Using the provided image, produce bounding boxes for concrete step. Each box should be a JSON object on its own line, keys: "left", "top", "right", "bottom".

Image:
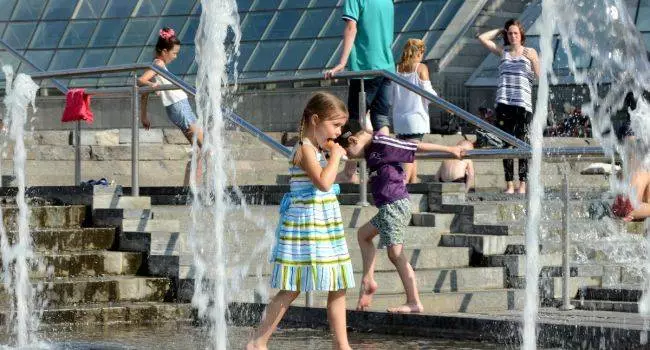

{"left": 483, "top": 253, "right": 564, "bottom": 277}
{"left": 93, "top": 195, "right": 151, "bottom": 210}
{"left": 33, "top": 251, "right": 142, "bottom": 277}
{"left": 25, "top": 302, "right": 193, "bottom": 325}
{"left": 439, "top": 233, "right": 524, "bottom": 255}
{"left": 471, "top": 201, "right": 594, "bottom": 224}
{"left": 233, "top": 289, "right": 524, "bottom": 313}
{"left": 510, "top": 276, "right": 602, "bottom": 301}
{"left": 8, "top": 227, "right": 116, "bottom": 252}
{"left": 349, "top": 247, "right": 470, "bottom": 271}
{"left": 577, "top": 286, "right": 642, "bottom": 302}
{"left": 2, "top": 205, "right": 85, "bottom": 230}
{"left": 120, "top": 219, "right": 180, "bottom": 233}
{"left": 0, "top": 276, "right": 170, "bottom": 306}
{"left": 572, "top": 299, "right": 639, "bottom": 313}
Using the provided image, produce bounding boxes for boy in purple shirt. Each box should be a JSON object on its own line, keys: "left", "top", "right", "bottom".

{"left": 335, "top": 123, "right": 463, "bottom": 313}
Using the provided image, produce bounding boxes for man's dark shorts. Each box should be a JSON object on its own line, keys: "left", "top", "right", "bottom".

{"left": 348, "top": 77, "right": 393, "bottom": 131}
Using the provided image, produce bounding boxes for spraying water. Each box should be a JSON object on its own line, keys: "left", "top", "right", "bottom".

{"left": 527, "top": 0, "right": 650, "bottom": 347}
{"left": 522, "top": 2, "right": 556, "bottom": 348}
{"left": 188, "top": 0, "right": 241, "bottom": 348}
{"left": 0, "top": 66, "right": 40, "bottom": 347}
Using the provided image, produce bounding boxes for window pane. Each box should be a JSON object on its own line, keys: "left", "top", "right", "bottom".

{"left": 273, "top": 40, "right": 313, "bottom": 70}
{"left": 80, "top": 48, "right": 112, "bottom": 68}
{"left": 321, "top": 8, "right": 342, "bottom": 37}
{"left": 60, "top": 21, "right": 96, "bottom": 48}
{"left": 252, "top": 0, "right": 282, "bottom": 11}
{"left": 167, "top": 44, "right": 195, "bottom": 73}
{"left": 109, "top": 47, "right": 144, "bottom": 65}
{"left": 423, "top": 30, "right": 441, "bottom": 54}
{"left": 25, "top": 50, "right": 55, "bottom": 70}
{"left": 294, "top": 9, "right": 331, "bottom": 38}
{"left": 30, "top": 21, "right": 67, "bottom": 49}
{"left": 266, "top": 10, "right": 302, "bottom": 40}
{"left": 406, "top": 1, "right": 445, "bottom": 32}
{"left": 43, "top": 0, "right": 77, "bottom": 20}
{"left": 241, "top": 12, "right": 273, "bottom": 41}
{"left": 103, "top": 1, "right": 136, "bottom": 17}
{"left": 11, "top": 0, "right": 45, "bottom": 20}
{"left": 164, "top": 0, "right": 196, "bottom": 15}
{"left": 3, "top": 23, "right": 37, "bottom": 50}
{"left": 231, "top": 42, "right": 255, "bottom": 73}
{"left": 0, "top": 0, "right": 17, "bottom": 21}
{"left": 120, "top": 18, "right": 158, "bottom": 46}
{"left": 138, "top": 46, "right": 155, "bottom": 63}
{"left": 237, "top": 0, "right": 254, "bottom": 12}
{"left": 0, "top": 23, "right": 6, "bottom": 38}
{"left": 436, "top": 0, "right": 463, "bottom": 29}
{"left": 637, "top": 5, "right": 650, "bottom": 31}
{"left": 70, "top": 78, "right": 99, "bottom": 88}
{"left": 301, "top": 38, "right": 338, "bottom": 69}
{"left": 76, "top": 0, "right": 108, "bottom": 19}
{"left": 394, "top": 2, "right": 418, "bottom": 32}
{"left": 181, "top": 18, "right": 198, "bottom": 43}
{"left": 137, "top": 0, "right": 166, "bottom": 16}
{"left": 50, "top": 50, "right": 84, "bottom": 70}
{"left": 97, "top": 76, "right": 129, "bottom": 86}
{"left": 553, "top": 40, "right": 591, "bottom": 69}
{"left": 312, "top": 0, "right": 338, "bottom": 6}
{"left": 90, "top": 19, "right": 127, "bottom": 46}
{"left": 283, "top": 0, "right": 311, "bottom": 9}
{"left": 245, "top": 41, "right": 285, "bottom": 71}
{"left": 149, "top": 17, "right": 188, "bottom": 44}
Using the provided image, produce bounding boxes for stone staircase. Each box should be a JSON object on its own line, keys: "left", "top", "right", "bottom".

{"left": 0, "top": 195, "right": 191, "bottom": 326}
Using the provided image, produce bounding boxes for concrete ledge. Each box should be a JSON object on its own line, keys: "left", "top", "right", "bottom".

{"left": 228, "top": 303, "right": 650, "bottom": 348}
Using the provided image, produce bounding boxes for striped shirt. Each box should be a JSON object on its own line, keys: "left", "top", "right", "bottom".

{"left": 496, "top": 50, "right": 534, "bottom": 112}
{"left": 366, "top": 132, "right": 417, "bottom": 206}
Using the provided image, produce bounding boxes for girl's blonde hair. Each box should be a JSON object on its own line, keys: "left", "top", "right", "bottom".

{"left": 295, "top": 91, "right": 347, "bottom": 163}
{"left": 397, "top": 39, "right": 425, "bottom": 72}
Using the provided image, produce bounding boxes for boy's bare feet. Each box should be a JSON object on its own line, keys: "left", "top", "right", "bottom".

{"left": 386, "top": 303, "right": 424, "bottom": 314}
{"left": 356, "top": 279, "right": 378, "bottom": 311}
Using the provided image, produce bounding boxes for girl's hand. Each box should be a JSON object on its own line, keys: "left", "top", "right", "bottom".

{"left": 522, "top": 47, "right": 537, "bottom": 63}
{"left": 327, "top": 141, "right": 347, "bottom": 159}
{"left": 151, "top": 82, "right": 161, "bottom": 96}
{"left": 141, "top": 117, "right": 151, "bottom": 130}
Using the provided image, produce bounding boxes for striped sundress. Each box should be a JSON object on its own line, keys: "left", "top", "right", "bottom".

{"left": 270, "top": 142, "right": 355, "bottom": 292}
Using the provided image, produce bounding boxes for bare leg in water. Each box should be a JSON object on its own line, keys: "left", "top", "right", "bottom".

{"left": 385, "top": 244, "right": 423, "bottom": 313}
{"left": 246, "top": 290, "right": 300, "bottom": 350}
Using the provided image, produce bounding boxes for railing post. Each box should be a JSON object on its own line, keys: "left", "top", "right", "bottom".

{"left": 357, "top": 78, "right": 369, "bottom": 207}
{"left": 75, "top": 121, "right": 81, "bottom": 185}
{"left": 132, "top": 75, "right": 140, "bottom": 197}
{"left": 559, "top": 170, "right": 575, "bottom": 311}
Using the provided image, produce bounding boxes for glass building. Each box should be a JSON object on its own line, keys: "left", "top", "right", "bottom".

{"left": 0, "top": 0, "right": 463, "bottom": 89}
{"left": 0, "top": 0, "right": 649, "bottom": 91}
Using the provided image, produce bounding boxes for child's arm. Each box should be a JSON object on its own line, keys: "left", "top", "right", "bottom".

{"left": 297, "top": 143, "right": 345, "bottom": 192}
{"left": 417, "top": 143, "right": 463, "bottom": 159}
{"left": 137, "top": 60, "right": 163, "bottom": 88}
{"left": 465, "top": 160, "right": 475, "bottom": 193}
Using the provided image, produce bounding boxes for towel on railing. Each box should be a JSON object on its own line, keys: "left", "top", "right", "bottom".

{"left": 61, "top": 88, "right": 94, "bottom": 124}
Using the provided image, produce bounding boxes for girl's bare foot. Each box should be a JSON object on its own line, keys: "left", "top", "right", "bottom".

{"left": 386, "top": 303, "right": 424, "bottom": 314}
{"left": 504, "top": 181, "right": 515, "bottom": 194}
{"left": 356, "top": 279, "right": 378, "bottom": 311}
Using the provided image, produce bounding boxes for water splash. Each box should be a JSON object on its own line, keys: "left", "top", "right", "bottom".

{"left": 188, "top": 0, "right": 240, "bottom": 348}
{"left": 0, "top": 65, "right": 40, "bottom": 347}
{"left": 522, "top": 2, "right": 556, "bottom": 348}
{"left": 533, "top": 0, "right": 650, "bottom": 347}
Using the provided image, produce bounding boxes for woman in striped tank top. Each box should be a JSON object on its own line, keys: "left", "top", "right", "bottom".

{"left": 248, "top": 92, "right": 354, "bottom": 350}
{"left": 478, "top": 19, "right": 540, "bottom": 194}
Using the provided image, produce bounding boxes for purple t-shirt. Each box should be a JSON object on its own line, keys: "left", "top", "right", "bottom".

{"left": 365, "top": 132, "right": 416, "bottom": 207}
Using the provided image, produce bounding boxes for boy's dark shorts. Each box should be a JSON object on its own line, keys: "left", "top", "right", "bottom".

{"left": 348, "top": 77, "right": 393, "bottom": 131}
{"left": 371, "top": 198, "right": 412, "bottom": 249}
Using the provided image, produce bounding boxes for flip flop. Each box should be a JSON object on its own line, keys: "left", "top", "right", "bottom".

{"left": 97, "top": 178, "right": 108, "bottom": 186}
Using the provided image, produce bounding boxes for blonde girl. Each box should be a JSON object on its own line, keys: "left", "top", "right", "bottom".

{"left": 247, "top": 92, "right": 353, "bottom": 350}
{"left": 392, "top": 39, "right": 439, "bottom": 183}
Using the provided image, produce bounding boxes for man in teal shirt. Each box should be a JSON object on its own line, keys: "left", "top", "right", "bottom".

{"left": 326, "top": 0, "right": 395, "bottom": 183}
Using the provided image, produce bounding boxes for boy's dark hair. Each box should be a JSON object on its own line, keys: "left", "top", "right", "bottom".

{"left": 335, "top": 119, "right": 364, "bottom": 148}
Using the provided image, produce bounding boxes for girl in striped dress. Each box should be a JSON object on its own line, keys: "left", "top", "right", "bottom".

{"left": 247, "top": 92, "right": 354, "bottom": 350}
